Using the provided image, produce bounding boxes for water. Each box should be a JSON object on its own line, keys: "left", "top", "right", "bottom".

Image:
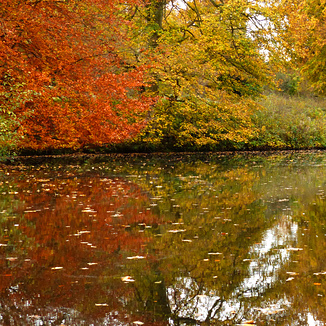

{"left": 1, "top": 151, "right": 326, "bottom": 325}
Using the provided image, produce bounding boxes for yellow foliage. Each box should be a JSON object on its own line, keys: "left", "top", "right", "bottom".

{"left": 126, "top": 0, "right": 275, "bottom": 149}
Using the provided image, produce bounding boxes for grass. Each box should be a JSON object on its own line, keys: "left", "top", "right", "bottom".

{"left": 249, "top": 93, "right": 326, "bottom": 150}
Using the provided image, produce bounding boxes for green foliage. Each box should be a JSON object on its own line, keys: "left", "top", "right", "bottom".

{"left": 276, "top": 71, "right": 302, "bottom": 95}
{"left": 249, "top": 93, "right": 326, "bottom": 149}
{"left": 0, "top": 115, "right": 18, "bottom": 160}
{"left": 0, "top": 77, "right": 34, "bottom": 159}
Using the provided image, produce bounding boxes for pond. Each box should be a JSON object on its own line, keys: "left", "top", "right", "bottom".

{"left": 1, "top": 151, "right": 326, "bottom": 325}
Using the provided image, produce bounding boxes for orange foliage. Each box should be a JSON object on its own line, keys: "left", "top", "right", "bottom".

{"left": 0, "top": 0, "right": 154, "bottom": 150}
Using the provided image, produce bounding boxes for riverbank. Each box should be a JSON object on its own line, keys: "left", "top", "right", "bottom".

{"left": 2, "top": 93, "right": 326, "bottom": 161}
{"left": 2, "top": 149, "right": 326, "bottom": 169}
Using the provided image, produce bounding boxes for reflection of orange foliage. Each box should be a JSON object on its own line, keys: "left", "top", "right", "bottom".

{"left": 0, "top": 175, "right": 160, "bottom": 321}
{"left": 22, "top": 176, "right": 158, "bottom": 255}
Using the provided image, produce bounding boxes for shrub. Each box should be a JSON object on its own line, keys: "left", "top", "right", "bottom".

{"left": 249, "top": 93, "right": 326, "bottom": 149}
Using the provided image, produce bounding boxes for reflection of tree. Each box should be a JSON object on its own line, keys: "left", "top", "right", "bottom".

{"left": 0, "top": 170, "right": 162, "bottom": 325}
{"left": 0, "top": 155, "right": 279, "bottom": 325}
{"left": 276, "top": 195, "right": 326, "bottom": 325}
{"left": 115, "top": 153, "right": 326, "bottom": 325}
{"left": 120, "top": 163, "right": 275, "bottom": 325}
{"left": 3, "top": 153, "right": 326, "bottom": 324}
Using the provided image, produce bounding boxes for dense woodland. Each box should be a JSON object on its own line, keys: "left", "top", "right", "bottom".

{"left": 2, "top": 0, "right": 326, "bottom": 157}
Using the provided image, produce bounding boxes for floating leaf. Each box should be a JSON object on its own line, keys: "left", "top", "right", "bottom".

{"left": 197, "top": 294, "right": 208, "bottom": 298}
{"left": 313, "top": 271, "right": 326, "bottom": 275}
{"left": 121, "top": 276, "right": 135, "bottom": 282}
{"left": 239, "top": 320, "right": 255, "bottom": 325}
{"left": 254, "top": 307, "right": 285, "bottom": 315}
{"left": 168, "top": 229, "right": 186, "bottom": 233}
{"left": 81, "top": 209, "right": 97, "bottom": 213}
{"left": 126, "top": 256, "right": 146, "bottom": 260}
{"left": 286, "top": 277, "right": 295, "bottom": 282}
{"left": 287, "top": 248, "right": 303, "bottom": 251}
{"left": 286, "top": 272, "right": 299, "bottom": 276}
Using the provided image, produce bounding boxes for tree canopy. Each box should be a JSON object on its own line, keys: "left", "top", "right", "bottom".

{"left": 0, "top": 0, "right": 153, "bottom": 151}
{"left": 0, "top": 0, "right": 325, "bottom": 153}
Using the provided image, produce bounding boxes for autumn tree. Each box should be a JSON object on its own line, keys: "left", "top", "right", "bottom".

{"left": 275, "top": 0, "right": 326, "bottom": 95}
{"left": 0, "top": 0, "right": 154, "bottom": 152}
{"left": 122, "top": 0, "right": 278, "bottom": 150}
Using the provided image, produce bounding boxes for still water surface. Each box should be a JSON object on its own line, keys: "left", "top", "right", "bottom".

{"left": 1, "top": 151, "right": 326, "bottom": 325}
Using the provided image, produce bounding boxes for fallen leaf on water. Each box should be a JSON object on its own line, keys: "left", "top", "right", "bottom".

{"left": 313, "top": 271, "right": 326, "bottom": 275}
{"left": 239, "top": 320, "right": 255, "bottom": 325}
{"left": 126, "top": 256, "right": 146, "bottom": 260}
{"left": 29, "top": 315, "right": 41, "bottom": 319}
{"left": 24, "top": 210, "right": 41, "bottom": 213}
{"left": 121, "top": 276, "right": 135, "bottom": 282}
{"left": 254, "top": 307, "right": 285, "bottom": 315}
{"left": 81, "top": 209, "right": 97, "bottom": 213}
{"left": 286, "top": 272, "right": 299, "bottom": 276}
{"left": 168, "top": 229, "right": 186, "bottom": 233}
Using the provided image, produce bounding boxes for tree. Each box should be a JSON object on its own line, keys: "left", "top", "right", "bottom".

{"left": 0, "top": 0, "right": 153, "bottom": 151}
{"left": 123, "top": 0, "right": 277, "bottom": 150}
{"left": 277, "top": 0, "right": 326, "bottom": 94}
